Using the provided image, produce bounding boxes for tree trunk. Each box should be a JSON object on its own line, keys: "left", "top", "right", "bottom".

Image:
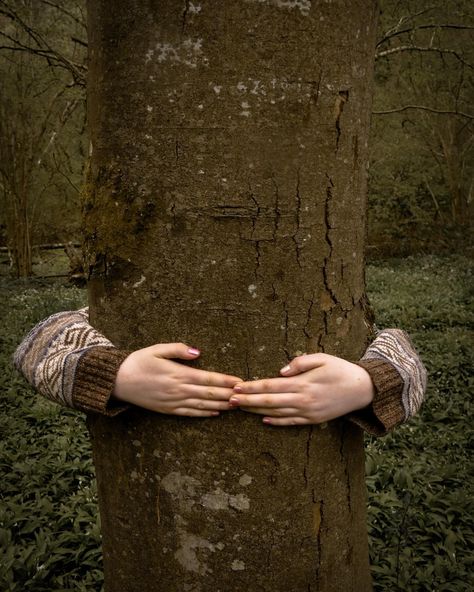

{"left": 11, "top": 197, "right": 32, "bottom": 277}
{"left": 85, "top": 1, "right": 378, "bottom": 590}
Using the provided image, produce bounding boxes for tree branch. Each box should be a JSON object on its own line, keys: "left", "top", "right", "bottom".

{"left": 0, "top": 5, "right": 86, "bottom": 86}
{"left": 375, "top": 45, "right": 474, "bottom": 69}
{"left": 373, "top": 105, "right": 474, "bottom": 120}
{"left": 38, "top": 0, "right": 86, "bottom": 30}
{"left": 377, "top": 24, "right": 474, "bottom": 48}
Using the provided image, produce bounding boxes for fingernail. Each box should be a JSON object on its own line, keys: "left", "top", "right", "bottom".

{"left": 188, "top": 348, "right": 200, "bottom": 356}
{"left": 230, "top": 397, "right": 240, "bottom": 406}
{"left": 212, "top": 411, "right": 220, "bottom": 416}
{"left": 233, "top": 385, "right": 243, "bottom": 393}
{"left": 263, "top": 417, "right": 271, "bottom": 424}
{"left": 281, "top": 365, "right": 291, "bottom": 374}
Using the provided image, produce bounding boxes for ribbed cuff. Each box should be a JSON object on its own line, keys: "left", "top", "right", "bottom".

{"left": 72, "top": 347, "right": 131, "bottom": 416}
{"left": 348, "top": 358, "right": 405, "bottom": 436}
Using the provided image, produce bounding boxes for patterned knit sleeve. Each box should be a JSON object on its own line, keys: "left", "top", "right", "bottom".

{"left": 348, "top": 329, "right": 427, "bottom": 436}
{"left": 13, "top": 308, "right": 130, "bottom": 416}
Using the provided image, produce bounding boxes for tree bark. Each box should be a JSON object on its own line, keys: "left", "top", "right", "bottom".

{"left": 85, "top": 1, "right": 378, "bottom": 590}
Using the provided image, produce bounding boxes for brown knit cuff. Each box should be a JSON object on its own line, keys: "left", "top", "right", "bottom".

{"left": 72, "top": 346, "right": 131, "bottom": 416}
{"left": 348, "top": 358, "right": 405, "bottom": 436}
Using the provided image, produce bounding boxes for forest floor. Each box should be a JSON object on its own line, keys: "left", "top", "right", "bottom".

{"left": 0, "top": 254, "right": 472, "bottom": 591}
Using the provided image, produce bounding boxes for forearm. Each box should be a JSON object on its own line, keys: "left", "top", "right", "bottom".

{"left": 349, "top": 329, "right": 427, "bottom": 436}
{"left": 13, "top": 308, "right": 129, "bottom": 416}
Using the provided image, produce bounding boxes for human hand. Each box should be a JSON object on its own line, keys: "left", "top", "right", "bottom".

{"left": 113, "top": 343, "right": 241, "bottom": 417}
{"left": 229, "top": 353, "right": 375, "bottom": 426}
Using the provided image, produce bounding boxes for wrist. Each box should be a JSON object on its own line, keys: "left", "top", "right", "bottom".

{"left": 351, "top": 363, "right": 375, "bottom": 409}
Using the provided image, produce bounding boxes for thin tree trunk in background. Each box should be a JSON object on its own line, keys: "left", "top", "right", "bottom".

{"left": 11, "top": 197, "right": 32, "bottom": 277}
{"left": 85, "top": 1, "right": 378, "bottom": 590}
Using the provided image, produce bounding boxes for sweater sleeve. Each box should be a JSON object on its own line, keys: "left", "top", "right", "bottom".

{"left": 347, "top": 329, "right": 427, "bottom": 436}
{"left": 13, "top": 308, "right": 130, "bottom": 416}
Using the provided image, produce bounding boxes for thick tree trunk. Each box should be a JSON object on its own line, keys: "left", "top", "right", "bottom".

{"left": 85, "top": 1, "right": 378, "bottom": 590}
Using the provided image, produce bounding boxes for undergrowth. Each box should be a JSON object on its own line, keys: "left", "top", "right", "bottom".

{"left": 0, "top": 256, "right": 472, "bottom": 591}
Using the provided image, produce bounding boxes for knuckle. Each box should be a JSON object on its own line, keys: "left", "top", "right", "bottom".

{"left": 292, "top": 358, "right": 301, "bottom": 370}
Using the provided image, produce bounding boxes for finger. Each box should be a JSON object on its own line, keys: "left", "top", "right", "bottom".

{"left": 240, "top": 406, "right": 300, "bottom": 417}
{"left": 183, "top": 385, "right": 235, "bottom": 401}
{"left": 229, "top": 393, "right": 297, "bottom": 408}
{"left": 185, "top": 368, "right": 242, "bottom": 388}
{"left": 262, "top": 416, "right": 309, "bottom": 426}
{"left": 280, "top": 353, "right": 329, "bottom": 376}
{"left": 184, "top": 399, "right": 234, "bottom": 411}
{"left": 173, "top": 408, "right": 221, "bottom": 417}
{"left": 233, "top": 377, "right": 296, "bottom": 394}
{"left": 150, "top": 342, "right": 201, "bottom": 360}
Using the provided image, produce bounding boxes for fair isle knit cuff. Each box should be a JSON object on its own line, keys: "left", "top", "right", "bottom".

{"left": 72, "top": 347, "right": 130, "bottom": 416}
{"left": 348, "top": 358, "right": 405, "bottom": 436}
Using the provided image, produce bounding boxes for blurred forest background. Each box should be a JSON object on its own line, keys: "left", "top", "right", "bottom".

{"left": 0, "top": 2, "right": 473, "bottom": 592}
{"left": 0, "top": 0, "right": 472, "bottom": 277}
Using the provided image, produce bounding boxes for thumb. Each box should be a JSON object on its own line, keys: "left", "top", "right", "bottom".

{"left": 149, "top": 342, "right": 201, "bottom": 360}
{"left": 280, "top": 353, "right": 328, "bottom": 376}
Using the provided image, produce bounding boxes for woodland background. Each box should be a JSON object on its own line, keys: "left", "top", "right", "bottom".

{"left": 0, "top": 1, "right": 473, "bottom": 591}
{"left": 0, "top": 0, "right": 472, "bottom": 274}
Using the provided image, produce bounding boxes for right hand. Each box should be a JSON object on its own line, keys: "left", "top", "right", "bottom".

{"left": 113, "top": 343, "right": 241, "bottom": 417}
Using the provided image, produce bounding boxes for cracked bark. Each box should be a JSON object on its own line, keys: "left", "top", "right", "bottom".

{"left": 85, "top": 1, "right": 377, "bottom": 590}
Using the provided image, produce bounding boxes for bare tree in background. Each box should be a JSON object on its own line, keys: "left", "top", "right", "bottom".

{"left": 372, "top": 0, "right": 473, "bottom": 232}
{"left": 0, "top": 0, "right": 86, "bottom": 276}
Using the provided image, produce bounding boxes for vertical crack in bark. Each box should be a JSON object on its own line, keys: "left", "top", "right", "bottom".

{"left": 303, "top": 426, "right": 314, "bottom": 487}
{"left": 317, "top": 311, "right": 328, "bottom": 353}
{"left": 174, "top": 140, "right": 180, "bottom": 164}
{"left": 254, "top": 239, "right": 261, "bottom": 283}
{"left": 339, "top": 423, "right": 353, "bottom": 572}
{"left": 304, "top": 71, "right": 323, "bottom": 121}
{"left": 282, "top": 301, "right": 291, "bottom": 361}
{"left": 334, "top": 90, "right": 349, "bottom": 153}
{"left": 292, "top": 169, "right": 303, "bottom": 269}
{"left": 271, "top": 174, "right": 280, "bottom": 239}
{"left": 271, "top": 282, "right": 277, "bottom": 301}
{"left": 248, "top": 189, "right": 262, "bottom": 282}
{"left": 244, "top": 350, "right": 251, "bottom": 380}
{"left": 323, "top": 174, "right": 335, "bottom": 293}
{"left": 316, "top": 499, "right": 323, "bottom": 587}
{"left": 352, "top": 134, "right": 359, "bottom": 171}
{"left": 249, "top": 187, "right": 260, "bottom": 238}
{"left": 181, "top": 0, "right": 190, "bottom": 34}
{"left": 339, "top": 425, "right": 351, "bottom": 513}
{"left": 303, "top": 292, "right": 315, "bottom": 340}
{"left": 266, "top": 530, "right": 277, "bottom": 568}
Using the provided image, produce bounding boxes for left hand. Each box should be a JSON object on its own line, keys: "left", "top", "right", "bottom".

{"left": 229, "top": 353, "right": 375, "bottom": 426}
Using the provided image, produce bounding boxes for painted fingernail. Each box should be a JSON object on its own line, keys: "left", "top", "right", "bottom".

{"left": 230, "top": 397, "right": 240, "bottom": 406}
{"left": 263, "top": 417, "right": 271, "bottom": 424}
{"left": 188, "top": 348, "right": 200, "bottom": 356}
{"left": 281, "top": 365, "right": 291, "bottom": 374}
{"left": 233, "top": 385, "right": 243, "bottom": 393}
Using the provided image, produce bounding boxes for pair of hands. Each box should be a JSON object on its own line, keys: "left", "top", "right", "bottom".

{"left": 113, "top": 343, "right": 375, "bottom": 426}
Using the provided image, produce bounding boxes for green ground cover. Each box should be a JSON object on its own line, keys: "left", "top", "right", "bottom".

{"left": 0, "top": 255, "right": 472, "bottom": 591}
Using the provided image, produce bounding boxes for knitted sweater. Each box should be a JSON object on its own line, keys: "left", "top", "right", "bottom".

{"left": 13, "top": 309, "right": 427, "bottom": 436}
